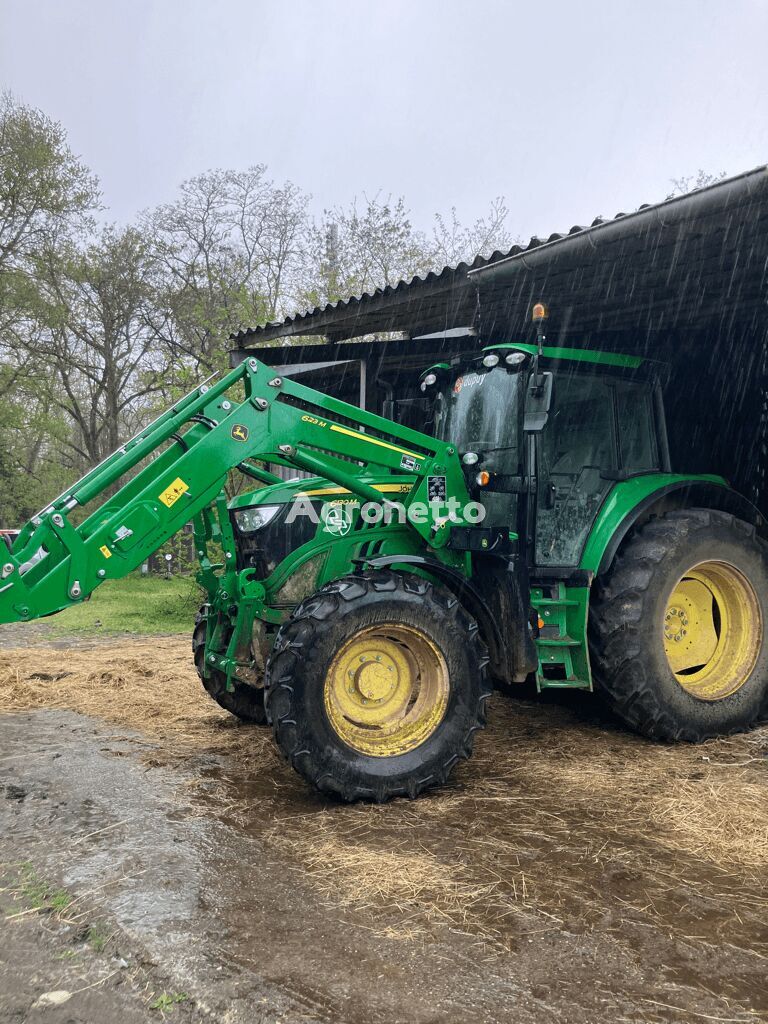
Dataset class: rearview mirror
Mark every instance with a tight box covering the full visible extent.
[524,371,554,433]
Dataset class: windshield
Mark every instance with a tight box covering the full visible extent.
[434,367,522,474]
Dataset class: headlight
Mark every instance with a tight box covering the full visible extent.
[234,504,281,533]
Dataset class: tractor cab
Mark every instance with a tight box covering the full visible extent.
[425,337,670,571]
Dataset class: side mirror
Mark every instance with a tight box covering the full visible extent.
[524,371,554,433]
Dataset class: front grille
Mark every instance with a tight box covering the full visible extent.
[232,503,320,579]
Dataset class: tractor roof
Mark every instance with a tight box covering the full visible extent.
[483,343,645,370]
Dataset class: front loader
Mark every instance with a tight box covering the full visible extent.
[2,304,767,802]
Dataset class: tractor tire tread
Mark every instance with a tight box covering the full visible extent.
[265,571,491,803]
[192,609,267,724]
[589,508,768,742]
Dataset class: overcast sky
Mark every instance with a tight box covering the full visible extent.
[1,0,766,243]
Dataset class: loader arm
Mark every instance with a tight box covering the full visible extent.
[0,356,472,624]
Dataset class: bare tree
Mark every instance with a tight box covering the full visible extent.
[667,170,726,199]
[145,168,309,372]
[301,194,431,310]
[430,197,515,268]
[301,193,519,314]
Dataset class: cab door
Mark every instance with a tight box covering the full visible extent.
[534,371,661,567]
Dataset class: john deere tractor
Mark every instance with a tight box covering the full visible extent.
[2,305,766,801]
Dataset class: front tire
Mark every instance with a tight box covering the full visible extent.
[265,572,491,802]
[590,509,768,741]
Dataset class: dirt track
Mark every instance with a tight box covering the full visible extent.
[2,634,768,1023]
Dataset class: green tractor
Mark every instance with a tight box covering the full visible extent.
[2,305,766,801]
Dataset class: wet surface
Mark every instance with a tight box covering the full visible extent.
[1,711,543,1023]
[2,639,768,1022]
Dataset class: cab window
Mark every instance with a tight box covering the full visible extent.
[614,380,659,472]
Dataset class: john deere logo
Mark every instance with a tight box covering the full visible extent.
[322,503,353,537]
[231,424,249,442]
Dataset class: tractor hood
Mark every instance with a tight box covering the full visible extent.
[228,474,417,513]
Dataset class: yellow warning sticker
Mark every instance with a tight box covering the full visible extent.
[159,477,190,508]
[99,545,112,559]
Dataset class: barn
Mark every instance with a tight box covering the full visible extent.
[231,166,768,514]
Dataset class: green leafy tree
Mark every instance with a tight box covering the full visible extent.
[0,366,72,525]
[0,91,99,372]
[0,93,100,521]
[25,226,173,468]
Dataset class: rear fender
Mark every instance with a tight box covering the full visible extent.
[588,481,766,577]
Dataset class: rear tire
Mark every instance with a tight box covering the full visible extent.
[192,610,267,724]
[589,509,768,741]
[265,571,491,802]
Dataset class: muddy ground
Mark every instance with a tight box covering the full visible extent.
[1,630,767,1023]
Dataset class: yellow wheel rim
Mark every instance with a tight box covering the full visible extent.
[663,560,762,700]
[323,624,450,757]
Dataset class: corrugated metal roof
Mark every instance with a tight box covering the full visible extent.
[232,165,768,346]
[230,250,494,345]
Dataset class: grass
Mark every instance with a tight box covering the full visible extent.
[50,575,203,636]
[149,992,189,1012]
[4,863,73,917]
[86,923,110,952]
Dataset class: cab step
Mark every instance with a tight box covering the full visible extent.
[535,677,591,689]
[531,581,592,691]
